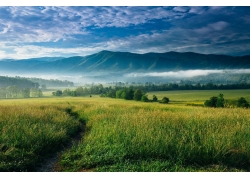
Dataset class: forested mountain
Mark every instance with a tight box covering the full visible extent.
[0,51,250,74]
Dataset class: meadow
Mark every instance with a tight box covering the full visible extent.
[0,89,250,172]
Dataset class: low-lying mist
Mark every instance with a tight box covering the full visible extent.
[125,69,250,78]
[1,69,250,85]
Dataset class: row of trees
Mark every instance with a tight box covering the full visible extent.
[138,82,250,92]
[0,76,39,89]
[113,88,170,103]
[204,94,249,108]
[54,82,250,99]
[55,86,170,103]
[26,77,74,88]
[0,86,43,99]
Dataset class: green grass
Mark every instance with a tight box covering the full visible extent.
[0,100,81,171]
[57,98,250,172]
[147,89,250,103]
[1,89,250,172]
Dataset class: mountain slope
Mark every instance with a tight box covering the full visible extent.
[0,51,250,74]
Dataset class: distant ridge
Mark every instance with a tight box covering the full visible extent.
[0,51,250,74]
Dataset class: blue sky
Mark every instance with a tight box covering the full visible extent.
[0,5,250,59]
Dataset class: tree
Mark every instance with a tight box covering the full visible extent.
[141,95,149,102]
[204,94,224,108]
[6,86,19,98]
[121,91,128,100]
[21,88,30,98]
[126,88,134,100]
[216,93,225,108]
[237,97,249,108]
[161,97,169,104]
[38,89,43,97]
[152,95,158,102]
[0,88,6,99]
[63,89,72,96]
[116,89,124,99]
[204,96,217,107]
[52,90,62,96]
[75,87,84,96]
[134,89,143,101]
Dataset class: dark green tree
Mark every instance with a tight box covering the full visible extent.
[134,89,143,101]
[204,96,217,107]
[141,95,149,102]
[237,97,249,108]
[116,89,124,99]
[152,95,158,102]
[161,97,169,104]
[216,93,224,108]
[52,90,62,96]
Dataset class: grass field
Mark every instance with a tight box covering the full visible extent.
[0,98,81,171]
[147,89,250,102]
[0,90,250,172]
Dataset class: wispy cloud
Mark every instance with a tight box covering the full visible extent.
[0,6,250,58]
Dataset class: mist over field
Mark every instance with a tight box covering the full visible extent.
[2,68,250,85]
[125,69,250,78]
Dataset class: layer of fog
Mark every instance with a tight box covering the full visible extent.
[2,69,250,85]
[125,69,250,78]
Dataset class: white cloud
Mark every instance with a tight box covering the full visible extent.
[173,6,189,12]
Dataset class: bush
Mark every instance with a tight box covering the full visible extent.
[141,95,149,102]
[152,95,158,102]
[204,96,217,107]
[216,94,225,108]
[161,97,169,104]
[204,94,224,108]
[237,97,249,108]
[52,90,62,96]
[134,89,143,101]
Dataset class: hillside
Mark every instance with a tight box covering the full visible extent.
[0,76,74,88]
[1,51,250,74]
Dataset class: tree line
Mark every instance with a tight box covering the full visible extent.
[54,86,170,103]
[204,94,249,108]
[0,76,39,89]
[0,86,43,99]
[138,82,250,91]
[54,82,250,99]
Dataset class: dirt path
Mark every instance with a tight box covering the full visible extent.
[36,122,85,172]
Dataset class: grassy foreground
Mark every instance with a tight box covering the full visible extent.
[1,89,250,172]
[0,99,81,171]
[58,98,250,172]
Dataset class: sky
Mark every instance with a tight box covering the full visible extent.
[0,2,250,59]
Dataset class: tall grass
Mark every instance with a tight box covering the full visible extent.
[0,103,80,171]
[1,96,250,172]
[59,100,250,171]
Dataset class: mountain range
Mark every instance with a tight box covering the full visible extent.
[1,51,250,74]
[1,51,250,83]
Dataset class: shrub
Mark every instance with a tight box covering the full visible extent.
[161,97,169,104]
[204,94,224,108]
[204,96,217,107]
[216,94,225,108]
[52,90,62,96]
[152,95,158,102]
[237,97,249,108]
[134,89,143,101]
[141,95,149,102]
